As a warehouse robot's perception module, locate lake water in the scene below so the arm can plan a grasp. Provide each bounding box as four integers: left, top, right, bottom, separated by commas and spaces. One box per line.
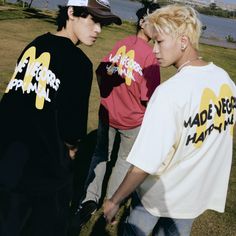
7, 0, 236, 48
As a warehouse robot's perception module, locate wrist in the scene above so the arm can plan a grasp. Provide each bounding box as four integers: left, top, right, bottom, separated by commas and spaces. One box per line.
110, 195, 122, 206
65, 139, 81, 150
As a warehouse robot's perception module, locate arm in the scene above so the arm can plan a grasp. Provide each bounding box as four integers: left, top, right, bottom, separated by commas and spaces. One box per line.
58, 57, 93, 158
96, 73, 102, 88
103, 166, 149, 224
104, 84, 178, 223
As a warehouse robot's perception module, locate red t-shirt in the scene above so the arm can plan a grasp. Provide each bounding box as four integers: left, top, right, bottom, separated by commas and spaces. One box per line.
96, 35, 160, 130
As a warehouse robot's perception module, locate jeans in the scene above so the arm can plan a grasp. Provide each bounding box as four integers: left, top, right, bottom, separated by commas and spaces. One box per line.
83, 119, 140, 203
123, 193, 194, 236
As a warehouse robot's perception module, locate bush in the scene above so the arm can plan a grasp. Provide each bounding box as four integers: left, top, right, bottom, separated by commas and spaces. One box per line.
225, 34, 236, 43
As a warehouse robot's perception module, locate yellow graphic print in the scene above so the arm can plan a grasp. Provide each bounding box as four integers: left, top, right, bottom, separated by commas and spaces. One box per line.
107, 45, 143, 86
184, 84, 236, 147
5, 47, 60, 110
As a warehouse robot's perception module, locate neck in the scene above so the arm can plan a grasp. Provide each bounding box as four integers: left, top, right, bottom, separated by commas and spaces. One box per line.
56, 27, 79, 45
137, 29, 150, 42
177, 56, 202, 72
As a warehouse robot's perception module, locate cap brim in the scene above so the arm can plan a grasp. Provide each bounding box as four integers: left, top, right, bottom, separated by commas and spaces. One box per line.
87, 8, 122, 25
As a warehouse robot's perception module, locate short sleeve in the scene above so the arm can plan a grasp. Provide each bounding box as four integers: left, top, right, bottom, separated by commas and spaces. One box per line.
127, 85, 179, 174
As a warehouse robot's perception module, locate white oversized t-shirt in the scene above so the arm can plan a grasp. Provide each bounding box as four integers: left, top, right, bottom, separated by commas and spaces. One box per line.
127, 63, 236, 218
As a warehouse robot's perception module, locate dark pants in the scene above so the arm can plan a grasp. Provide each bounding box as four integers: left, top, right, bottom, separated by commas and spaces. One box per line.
0, 184, 71, 236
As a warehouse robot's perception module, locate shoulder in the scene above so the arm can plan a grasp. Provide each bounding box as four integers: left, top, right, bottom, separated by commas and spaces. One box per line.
118, 35, 136, 44
65, 46, 92, 69
150, 72, 188, 106
108, 36, 131, 49
160, 72, 182, 90
32, 33, 49, 42
113, 35, 151, 49
75, 47, 92, 64
151, 76, 179, 100
209, 63, 232, 79
23, 33, 48, 48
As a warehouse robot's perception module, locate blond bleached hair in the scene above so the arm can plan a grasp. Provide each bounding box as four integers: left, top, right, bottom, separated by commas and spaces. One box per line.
146, 4, 202, 49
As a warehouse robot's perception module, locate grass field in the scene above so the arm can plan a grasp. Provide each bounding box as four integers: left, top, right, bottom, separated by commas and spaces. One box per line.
0, 4, 236, 236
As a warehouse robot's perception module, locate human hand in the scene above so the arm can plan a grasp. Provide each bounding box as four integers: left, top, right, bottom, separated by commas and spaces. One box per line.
103, 199, 120, 225
65, 142, 78, 160
68, 148, 78, 160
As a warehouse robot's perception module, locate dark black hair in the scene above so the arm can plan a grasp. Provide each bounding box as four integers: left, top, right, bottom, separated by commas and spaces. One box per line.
136, 1, 160, 33
56, 6, 90, 31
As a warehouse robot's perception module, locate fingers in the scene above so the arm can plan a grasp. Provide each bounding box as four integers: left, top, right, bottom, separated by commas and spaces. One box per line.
65, 142, 78, 159
103, 199, 120, 224
111, 219, 118, 225
69, 149, 77, 159
103, 213, 117, 225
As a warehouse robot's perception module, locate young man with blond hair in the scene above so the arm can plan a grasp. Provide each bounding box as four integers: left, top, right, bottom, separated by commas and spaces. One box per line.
103, 4, 236, 236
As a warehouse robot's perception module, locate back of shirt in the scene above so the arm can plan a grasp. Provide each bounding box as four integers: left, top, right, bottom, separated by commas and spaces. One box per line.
97, 35, 160, 130
127, 63, 236, 218
0, 33, 93, 193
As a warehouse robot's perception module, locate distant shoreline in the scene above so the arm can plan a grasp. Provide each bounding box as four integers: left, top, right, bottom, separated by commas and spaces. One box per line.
1, 1, 236, 50
200, 37, 236, 49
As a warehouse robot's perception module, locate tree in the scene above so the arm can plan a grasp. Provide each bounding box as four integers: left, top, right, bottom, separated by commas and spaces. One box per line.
28, 0, 34, 8
209, 2, 217, 10
16, 0, 34, 8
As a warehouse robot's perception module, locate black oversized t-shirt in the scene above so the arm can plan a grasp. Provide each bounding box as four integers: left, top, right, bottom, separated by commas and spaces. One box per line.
0, 33, 93, 193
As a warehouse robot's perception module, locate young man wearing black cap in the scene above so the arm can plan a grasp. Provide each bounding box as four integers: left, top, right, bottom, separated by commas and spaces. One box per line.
0, 1, 121, 235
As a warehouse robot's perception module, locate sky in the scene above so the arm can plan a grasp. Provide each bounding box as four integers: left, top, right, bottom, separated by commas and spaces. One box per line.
221, 0, 236, 3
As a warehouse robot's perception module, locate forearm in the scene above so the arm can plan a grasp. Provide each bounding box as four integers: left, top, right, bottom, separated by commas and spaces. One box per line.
103, 165, 149, 224
110, 166, 148, 205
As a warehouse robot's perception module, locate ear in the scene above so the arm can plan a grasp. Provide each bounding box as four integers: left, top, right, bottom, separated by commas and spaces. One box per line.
139, 18, 145, 28
67, 6, 74, 20
180, 35, 189, 51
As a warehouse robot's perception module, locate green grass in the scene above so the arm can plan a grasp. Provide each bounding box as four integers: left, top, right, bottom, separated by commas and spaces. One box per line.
0, 3, 56, 20
0, 4, 236, 236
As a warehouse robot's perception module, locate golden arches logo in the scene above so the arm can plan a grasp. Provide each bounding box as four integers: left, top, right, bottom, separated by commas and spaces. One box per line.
5, 47, 50, 110
185, 84, 235, 147
108, 45, 136, 86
